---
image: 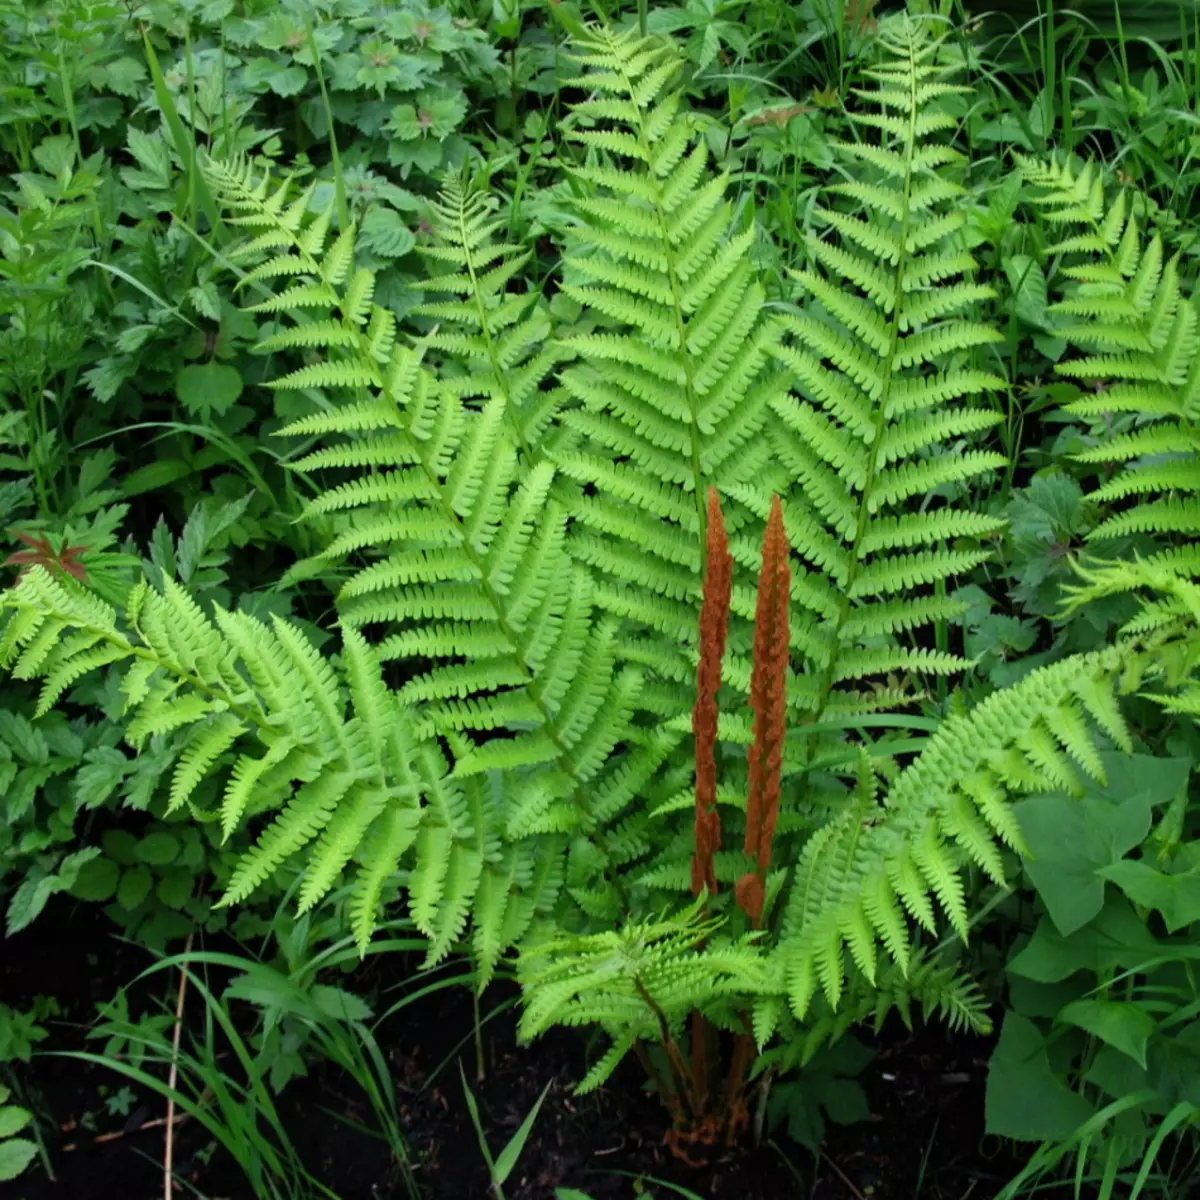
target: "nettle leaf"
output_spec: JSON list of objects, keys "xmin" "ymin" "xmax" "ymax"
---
[
  {"xmin": 70, "ymin": 855, "xmax": 121, "ymax": 903},
  {"xmin": 5, "ymin": 849, "xmax": 101, "ymax": 935},
  {"xmin": 135, "ymin": 832, "xmax": 181, "ymax": 866},
  {"xmin": 269, "ymin": 65, "xmax": 308, "ymax": 97},
  {"xmin": 1014, "ymin": 754, "xmax": 1187, "ymax": 936},
  {"xmin": 84, "ymin": 358, "xmax": 131, "ymax": 404},
  {"xmin": 188, "ymin": 282, "xmax": 222, "ymax": 320},
  {"xmin": 73, "ymin": 746, "xmax": 130, "ymax": 808},
  {"xmin": 156, "ymin": 869, "xmax": 195, "ymax": 909},
  {"xmin": 176, "ymin": 362, "xmax": 244, "ymax": 417},
  {"xmin": 122, "ymin": 126, "xmax": 171, "ymax": 191},
  {"xmin": 101, "ymin": 56, "xmax": 148, "ymax": 97},
  {"xmin": 116, "ymin": 864, "xmax": 154, "ymax": 911}
]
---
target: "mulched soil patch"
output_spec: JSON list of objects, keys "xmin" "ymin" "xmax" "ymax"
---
[{"xmin": 3, "ymin": 897, "xmax": 1022, "ymax": 1200}]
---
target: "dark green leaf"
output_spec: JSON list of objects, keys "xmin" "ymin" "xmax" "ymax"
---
[
  {"xmin": 1099, "ymin": 858, "xmax": 1200, "ymax": 933},
  {"xmin": 1058, "ymin": 998, "xmax": 1156, "ymax": 1068},
  {"xmin": 176, "ymin": 362, "xmax": 243, "ymax": 418},
  {"xmin": 986, "ymin": 1013, "xmax": 1094, "ymax": 1140},
  {"xmin": 135, "ymin": 832, "xmax": 181, "ymax": 866},
  {"xmin": 117, "ymin": 865, "xmax": 154, "ymax": 911},
  {"xmin": 70, "ymin": 856, "xmax": 121, "ymax": 903}
]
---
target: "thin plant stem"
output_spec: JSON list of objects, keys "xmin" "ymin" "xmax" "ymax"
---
[{"xmin": 164, "ymin": 932, "xmax": 194, "ymax": 1199}]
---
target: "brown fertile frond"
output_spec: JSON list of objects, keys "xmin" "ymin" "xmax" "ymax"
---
[
  {"xmin": 739, "ymin": 495, "xmax": 790, "ymax": 924},
  {"xmin": 691, "ymin": 488, "xmax": 733, "ymax": 897}
]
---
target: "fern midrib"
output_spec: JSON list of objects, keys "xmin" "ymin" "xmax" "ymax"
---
[
  {"xmin": 810, "ymin": 42, "xmax": 922, "ymax": 722},
  {"xmin": 452, "ymin": 196, "xmax": 535, "ymax": 465},
  {"xmin": 610, "ymin": 37, "xmax": 709, "ymax": 560}
]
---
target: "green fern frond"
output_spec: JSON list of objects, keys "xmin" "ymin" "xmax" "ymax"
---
[
  {"xmin": 772, "ymin": 15, "xmax": 1007, "ymax": 719},
  {"xmin": 413, "ymin": 178, "xmax": 565, "ymax": 456},
  {"xmin": 774, "ymin": 638, "xmax": 1146, "ymax": 1020},
  {"xmin": 1018, "ymin": 156, "xmax": 1200, "ymax": 570},
  {"xmin": 547, "ymin": 23, "xmax": 788, "ymax": 723},
  {"xmin": 0, "ymin": 567, "xmax": 427, "ymax": 946}
]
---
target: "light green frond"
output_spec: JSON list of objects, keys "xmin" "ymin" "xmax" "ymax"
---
[{"xmin": 772, "ymin": 17, "xmax": 1006, "ymax": 718}]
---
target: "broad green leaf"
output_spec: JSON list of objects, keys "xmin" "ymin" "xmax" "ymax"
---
[
  {"xmin": 70, "ymin": 855, "xmax": 121, "ymax": 903},
  {"xmin": 0, "ymin": 1137, "xmax": 37, "ymax": 1182},
  {"xmin": 176, "ymin": 362, "xmax": 243, "ymax": 418},
  {"xmin": 359, "ymin": 207, "xmax": 416, "ymax": 258},
  {"xmin": 135, "ymin": 832, "xmax": 181, "ymax": 866},
  {"xmin": 1058, "ymin": 998, "xmax": 1156, "ymax": 1067},
  {"xmin": 1015, "ymin": 755, "xmax": 1188, "ymax": 936},
  {"xmin": 1084, "ymin": 1044, "xmax": 1149, "ymax": 1100},
  {"xmin": 117, "ymin": 864, "xmax": 154, "ymax": 911},
  {"xmin": 101, "ymin": 829, "xmax": 139, "ymax": 867},
  {"xmin": 1099, "ymin": 859, "xmax": 1200, "ymax": 933},
  {"xmin": 986, "ymin": 1013, "xmax": 1094, "ymax": 1141},
  {"xmin": 1008, "ymin": 897, "xmax": 1163, "ymax": 984},
  {"xmin": 155, "ymin": 869, "xmax": 195, "ymax": 910},
  {"xmin": 0, "ymin": 1105, "xmax": 31, "ymax": 1138}
]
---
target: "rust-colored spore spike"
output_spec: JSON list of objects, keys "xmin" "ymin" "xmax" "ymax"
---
[
  {"xmin": 739, "ymin": 495, "xmax": 790, "ymax": 926},
  {"xmin": 691, "ymin": 488, "xmax": 732, "ymax": 897}
]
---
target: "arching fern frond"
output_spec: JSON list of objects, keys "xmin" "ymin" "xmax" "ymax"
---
[
  {"xmin": 773, "ymin": 636, "xmax": 1146, "ymax": 1020},
  {"xmin": 1018, "ymin": 155, "xmax": 1200, "ymax": 559},
  {"xmin": 772, "ymin": 15, "xmax": 1007, "ymax": 719},
  {"xmin": 413, "ymin": 178, "xmax": 566, "ymax": 457},
  {"xmin": 0, "ymin": 569, "xmax": 424, "ymax": 949},
  {"xmin": 516, "ymin": 897, "xmax": 771, "ymax": 1093},
  {"xmin": 550, "ymin": 23, "xmax": 789, "ymax": 720}
]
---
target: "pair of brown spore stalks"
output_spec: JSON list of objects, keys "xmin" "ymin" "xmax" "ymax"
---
[{"xmin": 664, "ymin": 487, "xmax": 790, "ymax": 1163}]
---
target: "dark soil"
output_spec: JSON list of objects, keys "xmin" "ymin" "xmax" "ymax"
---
[{"xmin": 2, "ymin": 897, "xmax": 1022, "ymax": 1200}]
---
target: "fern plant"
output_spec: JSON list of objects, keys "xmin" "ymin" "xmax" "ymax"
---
[
  {"xmin": 201, "ymin": 153, "xmax": 677, "ymax": 970},
  {"xmin": 0, "ymin": 566, "xmax": 426, "ymax": 952},
  {"xmin": 7, "ymin": 14, "xmax": 1198, "ymax": 1164},
  {"xmin": 549, "ymin": 23, "xmax": 789, "ymax": 718}
]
